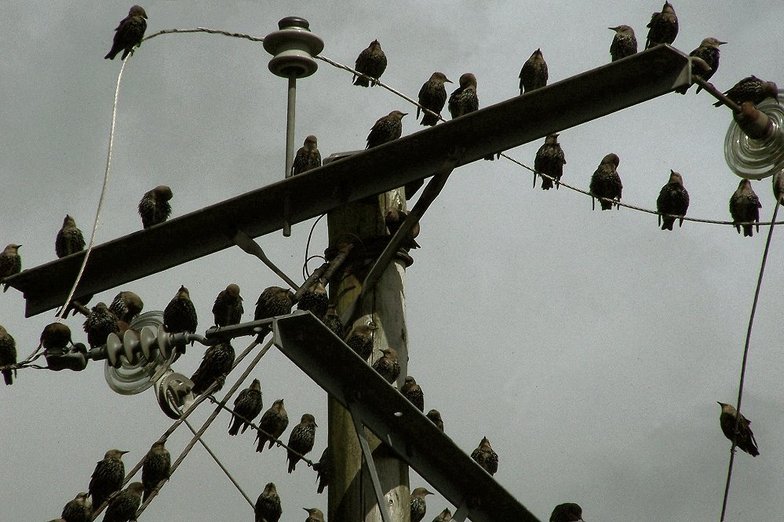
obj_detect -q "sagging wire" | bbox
[303,213,327,279]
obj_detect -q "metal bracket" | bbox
[231,228,299,291]
[452,501,470,522]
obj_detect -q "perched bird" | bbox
[589,153,622,210]
[292,135,321,176]
[256,399,289,453]
[314,446,331,494]
[109,291,144,323]
[372,347,401,383]
[400,376,424,411]
[448,73,479,119]
[714,76,778,107]
[60,492,91,522]
[88,449,128,512]
[287,413,318,473]
[255,482,282,522]
[774,170,784,205]
[104,5,148,60]
[410,487,433,522]
[83,302,120,348]
[471,436,499,475]
[190,341,235,394]
[656,170,689,230]
[678,37,726,94]
[40,322,72,354]
[163,285,198,333]
[0,244,22,280]
[229,378,263,436]
[141,441,170,501]
[0,325,17,385]
[255,286,295,339]
[417,72,451,126]
[550,502,584,522]
[432,508,452,522]
[645,2,678,49]
[609,25,637,61]
[718,402,759,456]
[323,305,344,338]
[138,185,173,229]
[55,215,85,258]
[534,134,566,190]
[730,179,762,237]
[304,507,325,522]
[213,283,244,327]
[385,208,421,250]
[353,40,387,87]
[366,110,407,149]
[103,481,144,522]
[345,323,374,360]
[426,409,444,432]
[519,48,548,94]
[297,281,329,320]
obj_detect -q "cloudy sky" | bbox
[2,1,784,521]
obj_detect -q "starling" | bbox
[229,378,263,436]
[550,502,584,522]
[432,508,452,522]
[774,170,784,205]
[353,40,387,87]
[88,449,128,512]
[645,2,678,49]
[426,409,444,432]
[304,507,325,522]
[323,305,344,337]
[345,323,374,360]
[534,134,566,190]
[609,25,637,61]
[41,322,72,354]
[297,281,329,320]
[141,440,170,501]
[103,481,144,522]
[471,436,499,475]
[400,376,425,412]
[109,291,144,323]
[714,76,778,107]
[589,153,622,210]
[0,325,16,385]
[385,208,421,250]
[0,244,22,280]
[55,215,85,258]
[418,72,451,126]
[83,302,120,348]
[519,48,548,94]
[372,347,401,384]
[138,185,173,229]
[292,135,321,176]
[448,73,479,119]
[287,413,318,473]
[678,37,726,94]
[105,5,148,60]
[213,283,244,327]
[366,110,407,149]
[313,446,331,494]
[718,402,759,456]
[61,492,91,522]
[163,285,198,333]
[256,399,289,453]
[656,170,689,230]
[410,487,433,522]
[730,179,762,237]
[255,482,282,522]
[190,341,235,394]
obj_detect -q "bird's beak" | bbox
[402,113,408,117]
[121,450,130,455]
[446,78,453,83]
[608,26,618,31]
[718,40,727,45]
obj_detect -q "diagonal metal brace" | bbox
[231,228,300,291]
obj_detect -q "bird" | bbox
[645,2,678,49]
[718,402,759,456]
[417,72,451,126]
[297,281,329,320]
[730,179,762,237]
[426,409,444,432]
[138,185,173,229]
[256,399,289,453]
[432,508,452,522]
[103,481,144,522]
[609,25,637,61]
[550,502,584,522]
[255,482,282,522]
[254,286,295,338]
[534,134,566,190]
[55,215,85,258]
[400,376,424,411]
[109,291,144,323]
[213,283,244,327]
[304,507,325,522]
[60,492,91,522]
[190,341,235,394]
[385,208,421,250]
[353,40,387,87]
[163,285,198,333]
[589,153,622,210]
[314,446,331,494]
[366,110,407,149]
[372,347,401,383]
[774,170,784,205]
[656,170,689,230]
[40,322,73,354]
[448,73,479,119]
[344,323,374,360]
[229,378,263,436]
[141,441,170,501]
[471,436,499,475]
[0,325,17,385]
[410,487,433,522]
[678,37,726,94]
[105,5,148,60]
[323,305,344,338]
[287,413,318,473]
[519,48,548,94]
[0,244,22,280]
[714,76,778,107]
[88,449,128,512]
[83,302,120,348]
[292,135,321,176]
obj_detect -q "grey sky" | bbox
[2,1,784,520]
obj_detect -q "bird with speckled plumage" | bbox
[292,135,321,176]
[109,291,143,323]
[83,303,119,348]
[0,325,16,385]
[141,441,170,501]
[287,413,317,473]
[715,76,778,107]
[550,502,584,522]
[190,341,235,394]
[163,285,198,333]
[400,376,424,411]
[656,170,689,230]
[213,284,244,327]
[471,436,498,475]
[60,492,91,522]
[678,37,726,94]
[256,399,289,453]
[304,507,325,522]
[730,179,762,237]
[645,2,678,49]
[105,5,147,61]
[519,49,548,94]
[589,153,622,210]
[55,215,85,258]
[718,402,759,456]
[229,378,263,436]
[418,72,451,126]
[255,482,282,522]
[410,487,433,522]
[372,347,400,383]
[609,25,637,61]
[366,110,407,149]
[426,409,444,432]
[89,449,128,513]
[353,40,387,87]
[535,134,566,190]
[0,244,21,281]
[103,481,144,522]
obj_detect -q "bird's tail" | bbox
[661,218,675,230]
[421,113,439,126]
[2,369,13,385]
[743,224,754,237]
[104,50,119,60]
[228,417,241,436]
[600,200,613,210]
[353,76,370,87]
[541,176,553,190]
[287,456,297,473]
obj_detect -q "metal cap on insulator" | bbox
[263,17,324,78]
[725,90,784,179]
[155,371,195,419]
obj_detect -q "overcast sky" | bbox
[2,1,784,521]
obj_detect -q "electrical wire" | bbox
[303,213,327,279]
